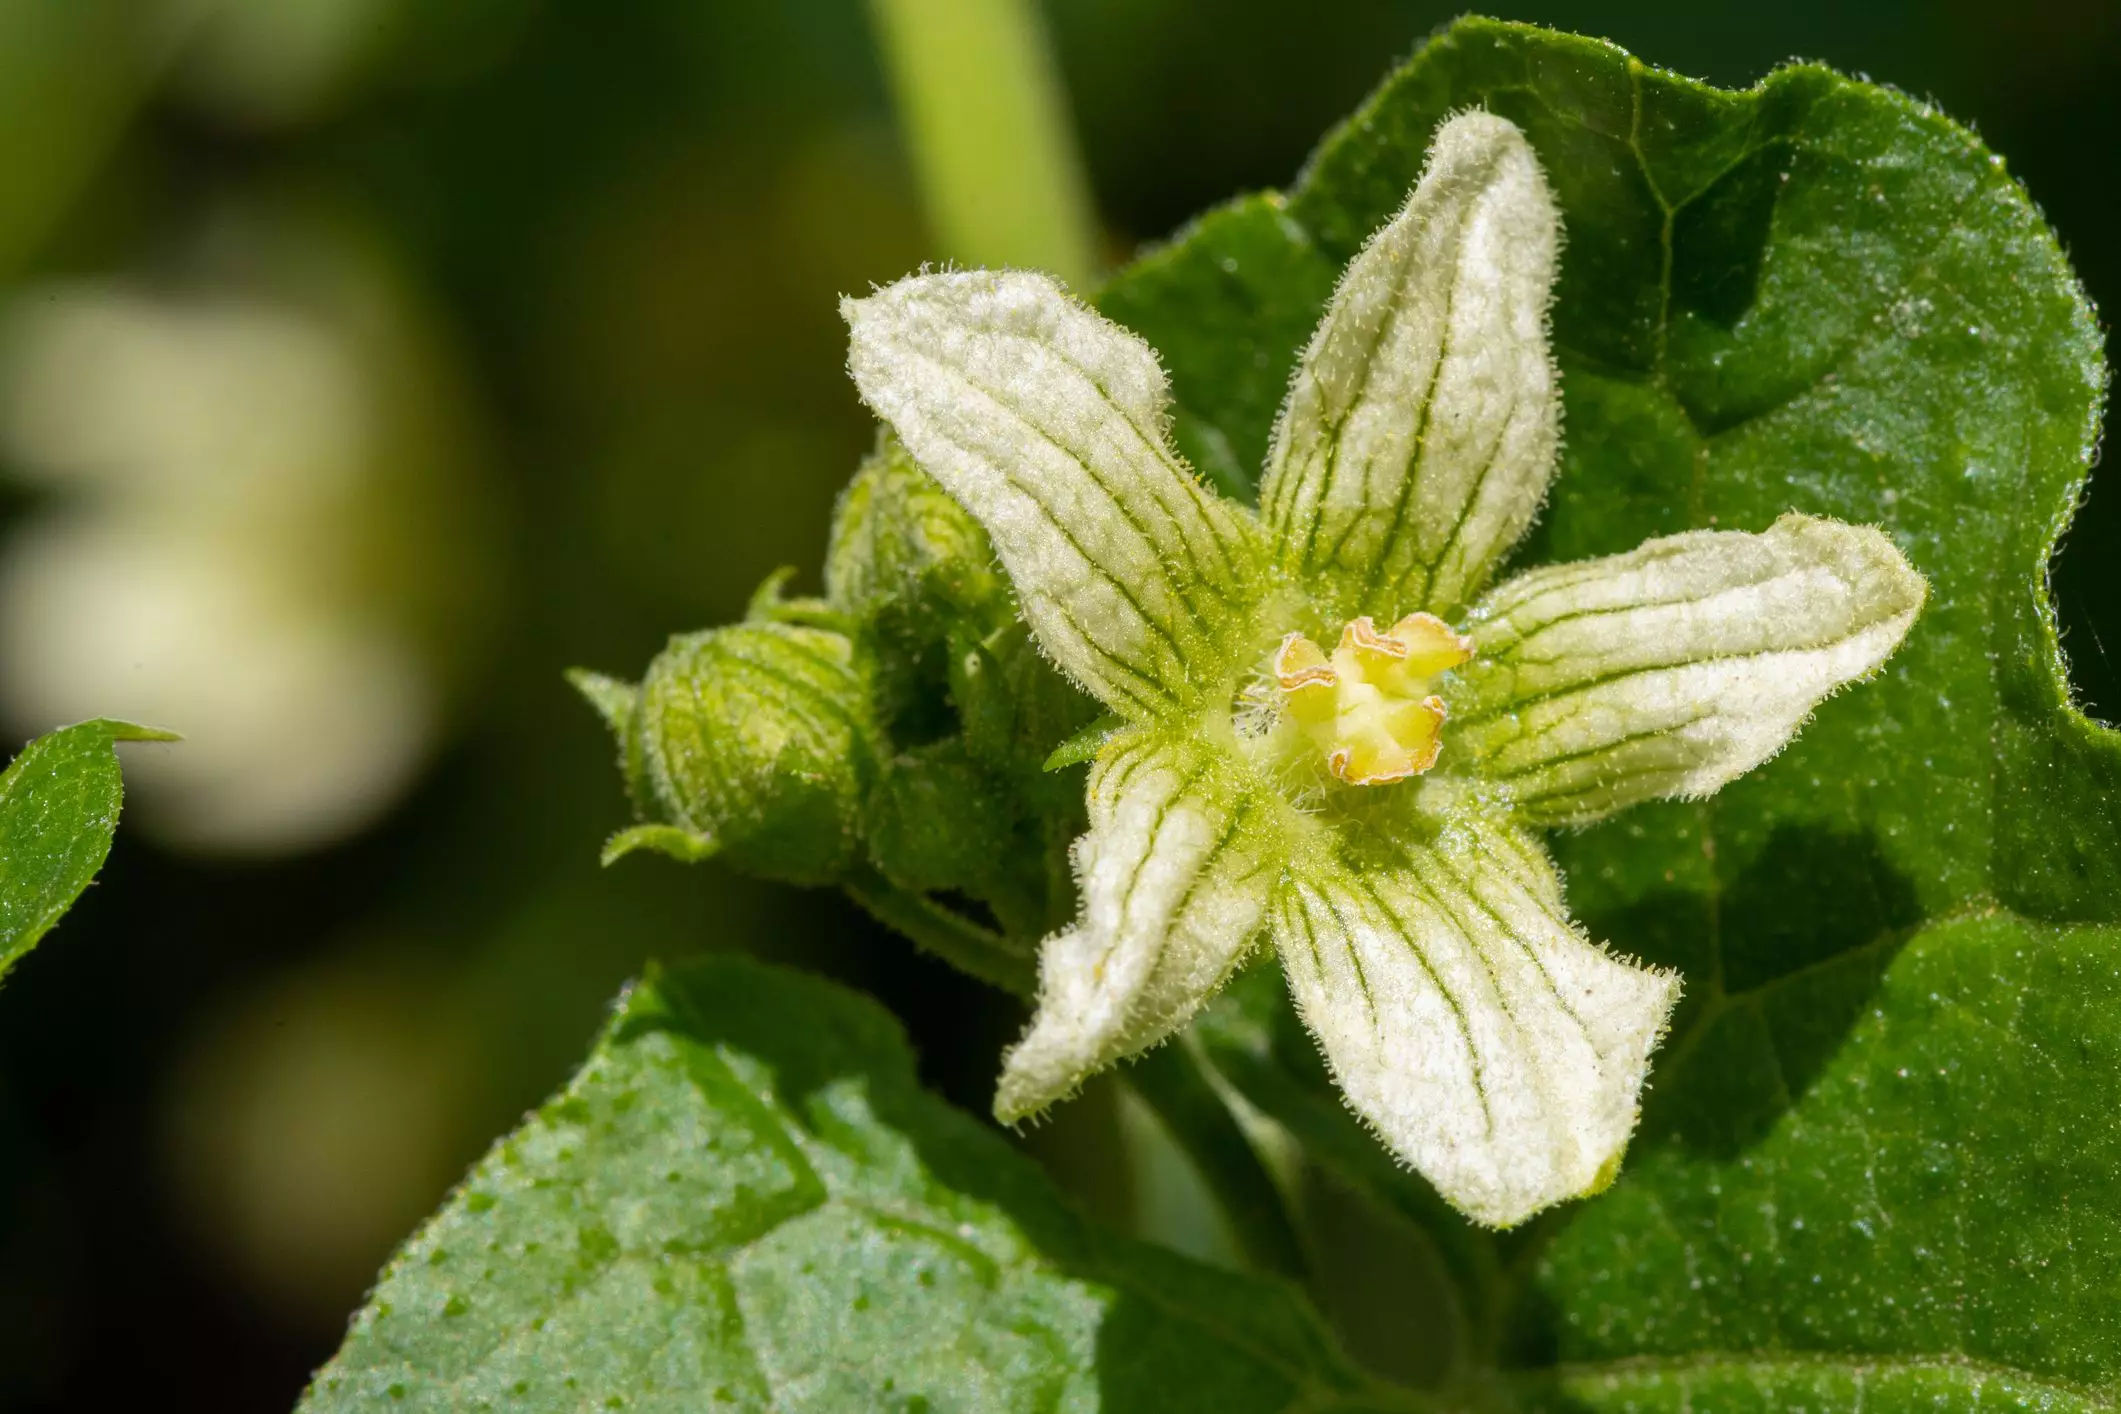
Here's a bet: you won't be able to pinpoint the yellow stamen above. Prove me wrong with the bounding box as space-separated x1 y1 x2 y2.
1273 613 1473 786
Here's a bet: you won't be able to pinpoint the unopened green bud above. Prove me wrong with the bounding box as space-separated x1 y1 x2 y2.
949 622 1100 808
826 435 1007 627
571 622 874 884
824 436 1009 741
865 738 1035 917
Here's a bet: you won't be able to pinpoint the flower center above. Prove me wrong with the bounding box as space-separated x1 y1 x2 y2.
1270 613 1474 786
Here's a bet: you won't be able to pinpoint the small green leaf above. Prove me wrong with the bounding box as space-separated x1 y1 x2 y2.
300 955 1401 1412
0 718 169 979
600 823 717 867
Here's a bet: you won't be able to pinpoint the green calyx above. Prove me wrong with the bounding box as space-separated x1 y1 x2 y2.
574 436 1096 943
571 622 875 885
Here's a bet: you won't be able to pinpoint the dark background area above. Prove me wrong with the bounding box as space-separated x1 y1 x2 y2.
0 2 2114 1408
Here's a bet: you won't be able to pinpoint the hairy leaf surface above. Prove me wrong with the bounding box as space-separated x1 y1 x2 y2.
301 955 1398 1412
333 16 2120 1411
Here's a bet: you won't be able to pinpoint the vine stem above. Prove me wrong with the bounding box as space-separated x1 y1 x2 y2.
1125 1038 1312 1283
865 0 1100 286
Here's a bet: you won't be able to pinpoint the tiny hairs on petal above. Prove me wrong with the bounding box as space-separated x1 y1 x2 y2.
1261 110 1562 622
1451 513 1928 825
1274 815 1679 1227
995 729 1274 1122
843 271 1261 718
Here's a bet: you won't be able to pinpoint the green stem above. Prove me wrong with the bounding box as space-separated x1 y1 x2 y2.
1124 1039 1311 1283
865 0 1100 285
843 869 1038 998
1201 1032 1509 1378
847 867 1311 1281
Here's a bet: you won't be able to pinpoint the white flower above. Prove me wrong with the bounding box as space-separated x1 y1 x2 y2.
0 260 492 855
843 112 1926 1226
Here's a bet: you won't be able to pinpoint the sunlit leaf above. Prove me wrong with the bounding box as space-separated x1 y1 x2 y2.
0 718 169 979
1111 16 2121 1402
301 954 1400 1412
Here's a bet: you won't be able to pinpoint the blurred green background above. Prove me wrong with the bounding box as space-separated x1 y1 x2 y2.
0 1 2115 1407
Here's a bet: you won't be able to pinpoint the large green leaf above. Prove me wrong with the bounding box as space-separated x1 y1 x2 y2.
1108 16 2119 1408
300 954 1407 1412
0 718 169 979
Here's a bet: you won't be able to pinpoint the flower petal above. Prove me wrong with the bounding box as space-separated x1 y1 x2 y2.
1274 815 1677 1227
1260 111 1560 621
1451 513 1927 826
844 271 1260 717
996 729 1276 1122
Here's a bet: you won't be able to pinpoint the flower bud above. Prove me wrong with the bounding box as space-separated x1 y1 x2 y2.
825 436 1027 751
825 435 1005 625
866 740 999 890
572 622 874 884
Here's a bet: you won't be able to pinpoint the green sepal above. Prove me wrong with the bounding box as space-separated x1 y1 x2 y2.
743 567 844 630
745 566 799 620
618 623 876 885
1043 714 1126 772
599 822 717 867
565 668 635 735
566 667 656 818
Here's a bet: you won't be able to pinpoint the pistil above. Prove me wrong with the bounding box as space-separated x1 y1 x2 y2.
1273 613 1474 785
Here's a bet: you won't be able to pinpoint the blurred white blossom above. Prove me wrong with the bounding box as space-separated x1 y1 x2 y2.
0 227 495 853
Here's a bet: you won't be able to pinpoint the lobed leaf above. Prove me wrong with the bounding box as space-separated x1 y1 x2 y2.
1109 15 2121 1404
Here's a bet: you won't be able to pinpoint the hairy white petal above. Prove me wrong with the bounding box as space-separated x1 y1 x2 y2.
1261 110 1560 621
844 271 1259 716
996 730 1275 1122
1452 513 1927 825
1275 818 1677 1227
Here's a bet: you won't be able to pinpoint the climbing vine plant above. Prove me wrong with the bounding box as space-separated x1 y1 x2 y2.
302 19 2120 1413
